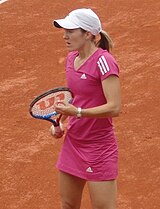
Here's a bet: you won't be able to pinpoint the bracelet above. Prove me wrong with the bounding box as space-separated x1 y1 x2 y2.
76 107 82 118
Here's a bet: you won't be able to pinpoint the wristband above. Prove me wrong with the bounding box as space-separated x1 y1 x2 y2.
76 107 82 118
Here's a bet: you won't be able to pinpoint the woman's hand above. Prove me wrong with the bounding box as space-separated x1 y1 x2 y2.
50 123 64 138
54 100 78 116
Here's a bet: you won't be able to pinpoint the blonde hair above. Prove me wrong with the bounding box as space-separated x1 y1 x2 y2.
96 30 113 52
80 28 113 52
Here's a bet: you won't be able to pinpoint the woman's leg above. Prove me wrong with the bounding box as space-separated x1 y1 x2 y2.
88 180 117 209
59 171 86 209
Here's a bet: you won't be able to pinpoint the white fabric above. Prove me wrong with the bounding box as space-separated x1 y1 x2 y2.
53 8 102 35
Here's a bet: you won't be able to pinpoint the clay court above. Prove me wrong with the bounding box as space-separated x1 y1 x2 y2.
0 0 160 208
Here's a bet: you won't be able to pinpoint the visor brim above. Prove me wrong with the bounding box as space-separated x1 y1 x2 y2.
53 18 79 29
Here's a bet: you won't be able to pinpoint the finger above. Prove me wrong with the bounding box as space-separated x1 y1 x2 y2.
55 100 66 107
54 105 65 115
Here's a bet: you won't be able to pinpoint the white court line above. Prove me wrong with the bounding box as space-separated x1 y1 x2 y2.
0 0 8 4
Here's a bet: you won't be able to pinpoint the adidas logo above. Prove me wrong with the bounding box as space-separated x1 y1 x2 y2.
80 73 87 79
86 167 93 173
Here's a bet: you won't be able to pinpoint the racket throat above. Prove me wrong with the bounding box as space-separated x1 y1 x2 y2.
46 118 58 126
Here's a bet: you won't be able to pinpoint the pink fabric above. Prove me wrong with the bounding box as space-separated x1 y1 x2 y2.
56 48 119 181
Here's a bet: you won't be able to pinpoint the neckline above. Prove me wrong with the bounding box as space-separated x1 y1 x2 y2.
73 48 100 71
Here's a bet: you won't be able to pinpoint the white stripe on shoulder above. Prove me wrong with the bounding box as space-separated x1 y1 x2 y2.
97 55 110 75
99 57 107 74
101 56 110 72
97 61 105 75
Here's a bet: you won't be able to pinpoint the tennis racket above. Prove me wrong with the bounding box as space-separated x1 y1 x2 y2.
29 87 73 128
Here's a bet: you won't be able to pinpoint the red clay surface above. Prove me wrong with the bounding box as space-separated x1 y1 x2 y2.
0 0 160 208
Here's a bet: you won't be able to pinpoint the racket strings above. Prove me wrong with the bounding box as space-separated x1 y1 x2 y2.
31 91 72 117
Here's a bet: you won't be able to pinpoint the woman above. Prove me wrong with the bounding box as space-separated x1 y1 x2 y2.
52 8 121 209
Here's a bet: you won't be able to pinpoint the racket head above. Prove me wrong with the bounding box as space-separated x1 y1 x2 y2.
29 87 73 125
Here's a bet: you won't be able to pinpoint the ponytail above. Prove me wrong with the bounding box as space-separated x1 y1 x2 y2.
96 30 113 52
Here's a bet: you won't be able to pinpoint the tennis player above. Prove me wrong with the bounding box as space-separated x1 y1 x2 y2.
53 8 121 209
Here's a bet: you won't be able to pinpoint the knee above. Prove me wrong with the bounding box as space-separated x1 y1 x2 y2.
61 200 80 209
92 201 116 209
93 205 116 209
92 206 115 209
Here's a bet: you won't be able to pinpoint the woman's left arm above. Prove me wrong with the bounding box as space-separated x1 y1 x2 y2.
81 75 121 118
